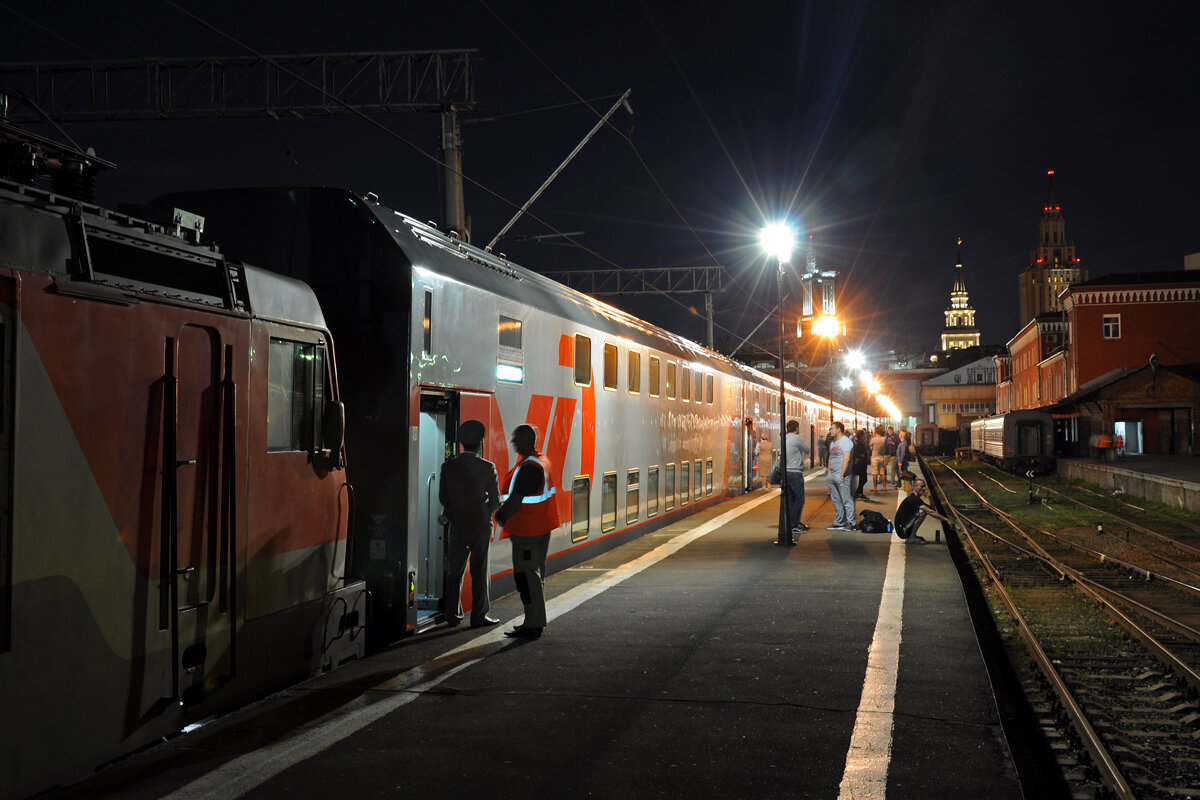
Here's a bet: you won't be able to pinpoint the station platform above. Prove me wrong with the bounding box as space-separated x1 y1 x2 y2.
46 470 1039 800
1059 453 1200 512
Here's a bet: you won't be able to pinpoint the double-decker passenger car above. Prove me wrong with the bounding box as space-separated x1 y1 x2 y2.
0 124 364 799
153 188 869 641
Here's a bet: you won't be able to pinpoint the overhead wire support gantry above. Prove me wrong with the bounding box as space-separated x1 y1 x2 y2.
0 51 478 122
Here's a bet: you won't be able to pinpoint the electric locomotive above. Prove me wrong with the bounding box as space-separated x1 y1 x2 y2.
0 124 365 799
151 187 866 642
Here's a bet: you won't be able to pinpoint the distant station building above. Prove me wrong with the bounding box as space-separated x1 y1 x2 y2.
1017 170 1087 327
940 239 981 352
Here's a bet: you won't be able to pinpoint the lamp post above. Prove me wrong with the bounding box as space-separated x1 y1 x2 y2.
761 223 796 546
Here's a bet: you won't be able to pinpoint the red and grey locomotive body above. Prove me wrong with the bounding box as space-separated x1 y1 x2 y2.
0 127 363 799
154 187 863 641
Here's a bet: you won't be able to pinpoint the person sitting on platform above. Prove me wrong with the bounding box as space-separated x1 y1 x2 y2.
894 479 955 545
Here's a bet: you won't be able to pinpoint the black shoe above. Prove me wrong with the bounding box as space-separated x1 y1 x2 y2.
471 617 500 628
444 616 461 628
774 538 796 546
505 625 543 639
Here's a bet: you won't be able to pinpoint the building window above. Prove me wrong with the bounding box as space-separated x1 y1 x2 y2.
571 477 590 541
603 343 618 390
601 472 617 532
626 469 640 524
268 338 326 453
649 356 660 396
1102 314 1121 340
647 466 660 517
628 351 641 394
940 403 956 414
575 335 592 384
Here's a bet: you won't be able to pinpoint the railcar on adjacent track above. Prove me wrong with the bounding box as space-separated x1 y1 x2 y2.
0 126 364 800
153 187 871 641
969 410 1056 473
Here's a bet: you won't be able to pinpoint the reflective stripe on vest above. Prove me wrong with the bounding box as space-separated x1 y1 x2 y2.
501 463 557 504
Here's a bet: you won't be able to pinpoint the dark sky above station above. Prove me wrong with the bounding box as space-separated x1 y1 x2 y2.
4 1 1199 359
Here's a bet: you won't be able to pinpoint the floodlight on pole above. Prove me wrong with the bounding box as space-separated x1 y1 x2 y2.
761 221 796 546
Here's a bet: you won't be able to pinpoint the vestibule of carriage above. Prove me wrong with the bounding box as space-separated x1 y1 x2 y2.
1051 362 1200 456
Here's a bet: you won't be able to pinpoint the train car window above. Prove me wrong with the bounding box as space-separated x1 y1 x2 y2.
267 338 326 453
498 315 522 349
705 458 714 496
680 461 690 505
649 356 660 396
647 466 660 517
603 343 618 391
628 351 641 394
667 363 677 399
1102 314 1121 339
694 459 702 498
694 372 702 403
574 335 592 385
422 290 433 356
571 476 590 542
601 472 617 532
706 374 714 404
681 365 690 401
626 469 640 523
664 464 676 510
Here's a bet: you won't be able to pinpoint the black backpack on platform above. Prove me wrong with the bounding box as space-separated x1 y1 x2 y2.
858 509 892 533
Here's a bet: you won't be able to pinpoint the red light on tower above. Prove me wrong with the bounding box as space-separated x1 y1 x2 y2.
1048 169 1055 176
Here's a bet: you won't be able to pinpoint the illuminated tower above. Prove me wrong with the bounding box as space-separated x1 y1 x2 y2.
941 238 981 351
1017 169 1087 325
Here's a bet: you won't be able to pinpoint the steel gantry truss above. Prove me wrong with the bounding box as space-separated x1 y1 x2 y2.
0 51 477 122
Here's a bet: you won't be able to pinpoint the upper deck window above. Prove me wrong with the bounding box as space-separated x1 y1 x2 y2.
628 351 641 394
575 335 592 385
603 343 618 390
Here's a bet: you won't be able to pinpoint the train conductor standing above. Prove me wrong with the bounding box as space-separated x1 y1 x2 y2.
495 424 562 639
439 420 502 628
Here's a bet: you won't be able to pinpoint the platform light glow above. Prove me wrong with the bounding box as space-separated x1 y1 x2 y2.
812 314 840 338
759 223 796 263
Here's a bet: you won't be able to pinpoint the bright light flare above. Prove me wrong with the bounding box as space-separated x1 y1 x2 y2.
867 377 881 394
877 394 902 419
844 349 865 371
839 376 852 390
760 223 796 263
812 315 840 338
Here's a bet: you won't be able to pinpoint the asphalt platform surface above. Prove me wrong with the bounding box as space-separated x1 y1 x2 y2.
48 470 1025 800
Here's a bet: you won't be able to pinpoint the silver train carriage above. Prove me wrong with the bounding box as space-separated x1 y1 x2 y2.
152 187 868 641
0 131 363 799
969 410 1056 473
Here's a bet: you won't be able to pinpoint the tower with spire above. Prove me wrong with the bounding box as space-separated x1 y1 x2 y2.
941 238 981 351
1017 169 1088 325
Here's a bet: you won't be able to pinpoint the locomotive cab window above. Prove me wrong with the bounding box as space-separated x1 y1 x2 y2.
268 338 326 453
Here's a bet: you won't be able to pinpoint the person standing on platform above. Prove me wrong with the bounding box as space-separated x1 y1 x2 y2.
851 429 871 501
495 424 561 640
784 419 812 536
869 425 888 492
439 420 502 629
884 426 899 490
825 422 856 531
757 430 775 490
894 429 911 487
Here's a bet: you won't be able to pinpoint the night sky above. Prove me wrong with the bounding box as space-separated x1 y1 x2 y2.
4 1 1198 362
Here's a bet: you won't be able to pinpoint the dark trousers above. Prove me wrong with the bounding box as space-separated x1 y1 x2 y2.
786 470 806 527
511 532 551 628
444 523 492 624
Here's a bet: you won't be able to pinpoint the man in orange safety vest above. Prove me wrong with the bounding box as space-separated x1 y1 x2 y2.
496 424 562 639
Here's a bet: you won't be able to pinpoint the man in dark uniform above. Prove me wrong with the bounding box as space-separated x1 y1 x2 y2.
495 424 562 640
439 419 501 628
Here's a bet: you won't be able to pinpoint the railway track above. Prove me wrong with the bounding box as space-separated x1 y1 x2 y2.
927 457 1200 799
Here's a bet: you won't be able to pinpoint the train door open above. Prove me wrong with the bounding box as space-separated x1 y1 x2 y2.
416 391 457 625
167 325 231 703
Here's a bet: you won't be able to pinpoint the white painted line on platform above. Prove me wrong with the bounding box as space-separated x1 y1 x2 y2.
837 516 907 799
164 490 778 799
